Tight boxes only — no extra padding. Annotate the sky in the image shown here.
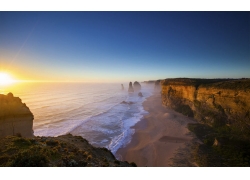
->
[0,12,249,83]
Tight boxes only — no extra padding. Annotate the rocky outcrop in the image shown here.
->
[0,93,34,137]
[161,78,250,132]
[138,92,143,97]
[121,101,134,105]
[128,82,134,93]
[133,81,141,91]
[121,84,124,90]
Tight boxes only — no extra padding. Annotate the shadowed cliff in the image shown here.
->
[0,93,34,137]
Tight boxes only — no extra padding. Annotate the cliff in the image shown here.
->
[161,78,250,132]
[0,93,135,167]
[0,93,34,137]
[0,134,135,167]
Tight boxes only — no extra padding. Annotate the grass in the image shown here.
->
[0,134,136,167]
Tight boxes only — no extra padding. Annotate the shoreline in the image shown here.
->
[116,92,197,166]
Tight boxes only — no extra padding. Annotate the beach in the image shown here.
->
[116,92,196,166]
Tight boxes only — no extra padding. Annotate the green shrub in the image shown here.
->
[8,147,49,167]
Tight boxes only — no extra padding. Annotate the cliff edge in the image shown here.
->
[161,78,250,133]
[0,93,34,137]
[161,78,250,166]
[0,134,135,167]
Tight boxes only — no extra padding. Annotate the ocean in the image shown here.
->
[0,82,154,155]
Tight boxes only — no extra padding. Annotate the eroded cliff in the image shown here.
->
[161,78,250,132]
[0,93,34,137]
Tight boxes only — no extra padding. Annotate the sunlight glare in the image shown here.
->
[0,72,15,86]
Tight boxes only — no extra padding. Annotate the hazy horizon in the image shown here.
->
[0,12,249,83]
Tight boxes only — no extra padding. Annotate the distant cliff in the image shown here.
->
[0,93,34,137]
[161,78,250,132]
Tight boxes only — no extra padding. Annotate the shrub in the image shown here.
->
[8,147,49,167]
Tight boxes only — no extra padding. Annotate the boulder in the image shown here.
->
[133,81,141,91]
[128,82,134,93]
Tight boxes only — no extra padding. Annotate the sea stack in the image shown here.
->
[133,81,141,91]
[121,84,124,90]
[138,92,143,97]
[128,82,134,93]
[0,93,34,138]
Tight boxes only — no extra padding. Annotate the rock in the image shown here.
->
[128,82,134,93]
[121,101,134,105]
[121,84,124,90]
[161,78,250,130]
[213,138,221,146]
[7,92,14,98]
[0,93,34,138]
[133,81,141,91]
[138,92,143,97]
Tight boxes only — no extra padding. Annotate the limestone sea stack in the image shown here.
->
[133,81,141,91]
[138,92,143,97]
[121,84,124,90]
[0,93,34,137]
[128,82,134,93]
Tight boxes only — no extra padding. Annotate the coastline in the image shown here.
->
[116,92,197,166]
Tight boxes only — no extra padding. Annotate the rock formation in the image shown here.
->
[138,92,143,97]
[121,84,124,90]
[133,81,141,91]
[161,78,250,132]
[0,93,34,137]
[121,101,134,105]
[128,82,134,93]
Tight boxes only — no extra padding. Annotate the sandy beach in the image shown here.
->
[116,92,196,167]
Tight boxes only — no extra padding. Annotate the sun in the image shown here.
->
[0,72,15,86]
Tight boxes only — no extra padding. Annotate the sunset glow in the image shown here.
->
[0,72,15,86]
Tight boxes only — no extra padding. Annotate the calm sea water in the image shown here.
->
[0,82,154,154]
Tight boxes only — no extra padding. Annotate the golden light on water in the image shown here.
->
[0,72,16,86]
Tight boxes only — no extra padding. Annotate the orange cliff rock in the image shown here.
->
[161,78,250,132]
[0,93,34,137]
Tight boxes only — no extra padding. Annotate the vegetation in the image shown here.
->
[188,123,250,166]
[0,134,135,167]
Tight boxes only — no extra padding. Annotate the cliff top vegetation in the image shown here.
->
[0,134,136,167]
[161,78,250,90]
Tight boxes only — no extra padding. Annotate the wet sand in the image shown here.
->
[116,92,196,166]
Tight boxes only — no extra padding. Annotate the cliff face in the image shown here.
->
[161,78,250,131]
[0,93,34,137]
